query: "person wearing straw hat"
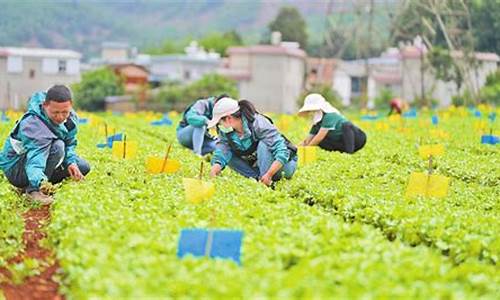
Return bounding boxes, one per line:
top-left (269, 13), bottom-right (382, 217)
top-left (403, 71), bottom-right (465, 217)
top-left (298, 93), bottom-right (366, 154)
top-left (176, 94), bottom-right (228, 157)
top-left (0, 85), bottom-right (90, 205)
top-left (207, 97), bottom-right (297, 186)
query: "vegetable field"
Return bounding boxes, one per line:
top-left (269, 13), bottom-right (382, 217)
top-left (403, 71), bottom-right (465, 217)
top-left (0, 106), bottom-right (499, 299)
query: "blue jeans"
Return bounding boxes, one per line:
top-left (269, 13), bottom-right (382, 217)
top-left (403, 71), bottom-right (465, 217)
top-left (4, 140), bottom-right (91, 192)
top-left (227, 142), bottom-right (297, 181)
top-left (176, 125), bottom-right (216, 155)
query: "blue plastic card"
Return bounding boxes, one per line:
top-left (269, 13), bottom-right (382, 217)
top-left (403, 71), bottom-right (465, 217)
top-left (177, 229), bottom-right (243, 265)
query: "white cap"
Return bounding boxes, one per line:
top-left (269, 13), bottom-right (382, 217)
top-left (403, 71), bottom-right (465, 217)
top-left (298, 93), bottom-right (339, 114)
top-left (207, 97), bottom-right (239, 128)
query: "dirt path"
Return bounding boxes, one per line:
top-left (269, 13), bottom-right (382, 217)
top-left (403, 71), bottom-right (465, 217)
top-left (0, 205), bottom-right (64, 300)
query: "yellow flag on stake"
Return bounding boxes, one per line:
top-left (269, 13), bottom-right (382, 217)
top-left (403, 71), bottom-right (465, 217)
top-left (112, 141), bottom-right (138, 159)
top-left (183, 179), bottom-right (215, 204)
top-left (146, 157), bottom-right (181, 174)
top-left (297, 146), bottom-right (317, 166)
top-left (375, 122), bottom-right (390, 131)
top-left (405, 172), bottom-right (450, 198)
top-left (418, 144), bottom-right (445, 159)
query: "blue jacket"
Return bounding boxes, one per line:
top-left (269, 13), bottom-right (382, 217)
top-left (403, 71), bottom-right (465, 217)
top-left (0, 92), bottom-right (79, 189)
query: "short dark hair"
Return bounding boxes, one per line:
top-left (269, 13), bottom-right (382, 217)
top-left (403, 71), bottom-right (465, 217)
top-left (46, 85), bottom-right (72, 103)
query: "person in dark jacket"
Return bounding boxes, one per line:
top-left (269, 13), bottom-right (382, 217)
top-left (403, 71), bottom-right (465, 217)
top-left (208, 97), bottom-right (297, 186)
top-left (0, 85), bottom-right (90, 204)
top-left (298, 93), bottom-right (366, 154)
top-left (176, 95), bottom-right (228, 156)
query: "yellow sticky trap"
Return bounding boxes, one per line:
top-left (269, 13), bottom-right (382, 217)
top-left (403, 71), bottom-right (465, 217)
top-left (297, 146), bottom-right (317, 166)
top-left (112, 141), bottom-right (138, 159)
top-left (358, 121), bottom-right (373, 130)
top-left (398, 127), bottom-right (412, 135)
top-left (430, 129), bottom-right (450, 140)
top-left (99, 125), bottom-right (115, 136)
top-left (440, 112), bottom-right (450, 120)
top-left (183, 178), bottom-right (215, 204)
top-left (418, 120), bottom-right (430, 128)
top-left (146, 157), bottom-right (181, 174)
top-left (375, 122), bottom-right (390, 131)
top-left (474, 120), bottom-right (487, 132)
top-left (406, 172), bottom-right (450, 198)
top-left (168, 111), bottom-right (179, 119)
top-left (388, 114), bottom-right (401, 123)
top-left (277, 115), bottom-right (292, 131)
top-left (418, 144), bottom-right (445, 159)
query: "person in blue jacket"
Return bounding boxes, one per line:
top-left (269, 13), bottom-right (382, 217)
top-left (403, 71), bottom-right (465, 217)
top-left (0, 85), bottom-right (90, 204)
top-left (176, 95), bottom-right (228, 157)
top-left (208, 97), bottom-right (297, 187)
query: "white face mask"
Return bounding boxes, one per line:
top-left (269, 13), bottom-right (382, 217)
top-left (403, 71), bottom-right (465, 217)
top-left (313, 111), bottom-right (323, 124)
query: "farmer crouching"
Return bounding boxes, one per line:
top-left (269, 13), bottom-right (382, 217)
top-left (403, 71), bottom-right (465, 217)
top-left (208, 97), bottom-right (297, 186)
top-left (298, 93), bottom-right (367, 154)
top-left (0, 85), bottom-right (90, 204)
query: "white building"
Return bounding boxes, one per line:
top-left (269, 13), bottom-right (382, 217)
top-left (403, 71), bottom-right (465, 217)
top-left (220, 43), bottom-right (306, 114)
top-left (328, 38), bottom-right (499, 107)
top-left (148, 41), bottom-right (221, 84)
top-left (0, 47), bottom-right (81, 110)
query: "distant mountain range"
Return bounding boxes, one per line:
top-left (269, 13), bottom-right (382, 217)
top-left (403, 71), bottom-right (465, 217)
top-left (0, 0), bottom-right (398, 59)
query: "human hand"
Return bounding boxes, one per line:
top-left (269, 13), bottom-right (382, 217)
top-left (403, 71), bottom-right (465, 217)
top-left (260, 173), bottom-right (273, 186)
top-left (68, 164), bottom-right (84, 181)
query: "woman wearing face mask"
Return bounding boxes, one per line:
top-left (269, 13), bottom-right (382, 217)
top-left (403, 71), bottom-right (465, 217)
top-left (208, 97), bottom-right (297, 186)
top-left (298, 93), bottom-right (366, 154)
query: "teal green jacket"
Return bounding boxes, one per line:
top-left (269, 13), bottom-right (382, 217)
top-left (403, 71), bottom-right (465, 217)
top-left (0, 92), bottom-right (79, 189)
top-left (177, 97), bottom-right (214, 129)
top-left (211, 114), bottom-right (290, 168)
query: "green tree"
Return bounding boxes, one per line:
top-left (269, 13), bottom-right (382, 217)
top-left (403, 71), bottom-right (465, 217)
top-left (199, 30), bottom-right (243, 55)
top-left (72, 68), bottom-right (124, 111)
top-left (471, 0), bottom-right (500, 53)
top-left (298, 84), bottom-right (342, 108)
top-left (478, 70), bottom-right (500, 106)
top-left (144, 40), bottom-right (185, 55)
top-left (268, 6), bottom-right (308, 49)
top-left (154, 74), bottom-right (238, 111)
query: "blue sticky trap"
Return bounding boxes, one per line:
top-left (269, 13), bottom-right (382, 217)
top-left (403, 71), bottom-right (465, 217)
top-left (79, 118), bottom-right (89, 124)
top-left (474, 110), bottom-right (481, 117)
top-left (177, 229), bottom-right (243, 265)
top-left (151, 115), bottom-right (173, 126)
top-left (488, 112), bottom-right (496, 122)
top-left (403, 109), bottom-right (417, 118)
top-left (360, 115), bottom-right (378, 121)
top-left (1, 112), bottom-right (9, 122)
top-left (481, 135), bottom-right (499, 145)
top-left (96, 133), bottom-right (123, 148)
top-left (431, 115), bottom-right (439, 125)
